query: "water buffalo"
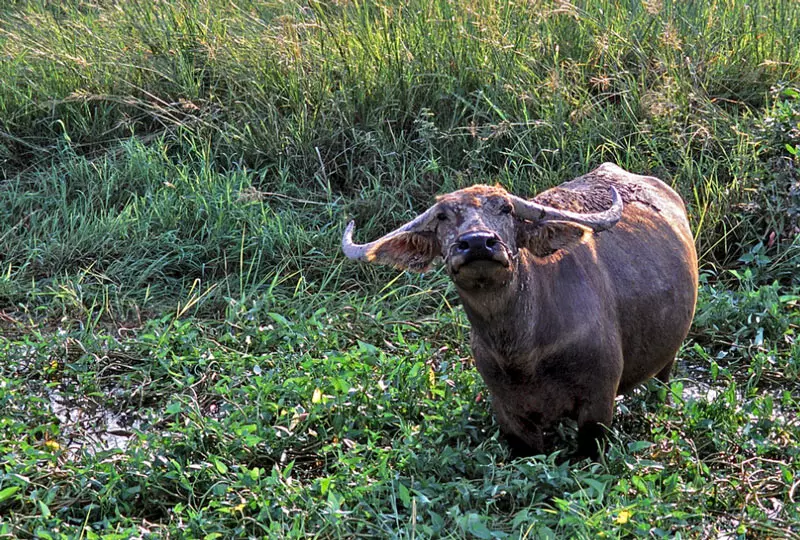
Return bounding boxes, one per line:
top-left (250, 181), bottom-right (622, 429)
top-left (342, 163), bottom-right (698, 458)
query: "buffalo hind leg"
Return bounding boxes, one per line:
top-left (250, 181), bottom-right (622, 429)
top-left (655, 357), bottom-right (676, 384)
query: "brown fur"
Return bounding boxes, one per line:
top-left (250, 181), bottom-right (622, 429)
top-left (534, 176), bottom-right (660, 214)
top-left (347, 163), bottom-right (699, 458)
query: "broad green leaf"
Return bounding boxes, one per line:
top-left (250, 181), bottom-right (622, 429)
top-left (213, 458), bottom-right (228, 474)
top-left (0, 486), bottom-right (19, 503)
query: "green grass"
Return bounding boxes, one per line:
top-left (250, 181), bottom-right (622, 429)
top-left (0, 0), bottom-right (799, 537)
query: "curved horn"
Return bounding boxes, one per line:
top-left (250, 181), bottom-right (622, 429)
top-left (342, 205), bottom-right (440, 262)
top-left (509, 186), bottom-right (623, 232)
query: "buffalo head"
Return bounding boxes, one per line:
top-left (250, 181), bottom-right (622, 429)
top-left (342, 184), bottom-right (622, 291)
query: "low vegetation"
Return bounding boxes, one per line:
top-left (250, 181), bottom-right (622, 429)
top-left (0, 0), bottom-right (798, 537)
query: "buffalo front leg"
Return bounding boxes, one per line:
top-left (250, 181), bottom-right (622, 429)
top-left (493, 400), bottom-right (544, 457)
top-left (576, 395), bottom-right (615, 459)
top-left (503, 428), bottom-right (544, 458)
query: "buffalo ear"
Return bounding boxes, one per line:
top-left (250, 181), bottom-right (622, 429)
top-left (365, 231), bottom-right (441, 272)
top-left (517, 221), bottom-right (591, 258)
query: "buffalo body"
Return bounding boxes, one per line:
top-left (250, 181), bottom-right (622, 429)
top-left (343, 163), bottom-right (698, 457)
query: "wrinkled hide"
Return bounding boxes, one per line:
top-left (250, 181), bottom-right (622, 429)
top-left (342, 163), bottom-right (698, 458)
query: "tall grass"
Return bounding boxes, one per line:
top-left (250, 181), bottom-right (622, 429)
top-left (2, 0), bottom-right (799, 318)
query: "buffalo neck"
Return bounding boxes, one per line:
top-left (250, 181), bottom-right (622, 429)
top-left (456, 251), bottom-right (591, 366)
top-left (457, 273), bottom-right (526, 327)
top-left (455, 260), bottom-right (540, 362)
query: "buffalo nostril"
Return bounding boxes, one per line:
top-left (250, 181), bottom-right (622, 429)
top-left (458, 240), bottom-right (470, 251)
top-left (486, 238), bottom-right (497, 248)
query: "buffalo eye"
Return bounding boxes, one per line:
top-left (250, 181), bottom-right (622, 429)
top-left (437, 211), bottom-right (448, 221)
top-left (500, 203), bottom-right (512, 214)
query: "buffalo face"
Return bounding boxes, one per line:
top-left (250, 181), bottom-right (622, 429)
top-left (435, 188), bottom-right (518, 291)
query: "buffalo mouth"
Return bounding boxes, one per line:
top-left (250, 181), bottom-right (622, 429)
top-left (447, 247), bottom-right (513, 289)
top-left (450, 253), bottom-right (510, 273)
